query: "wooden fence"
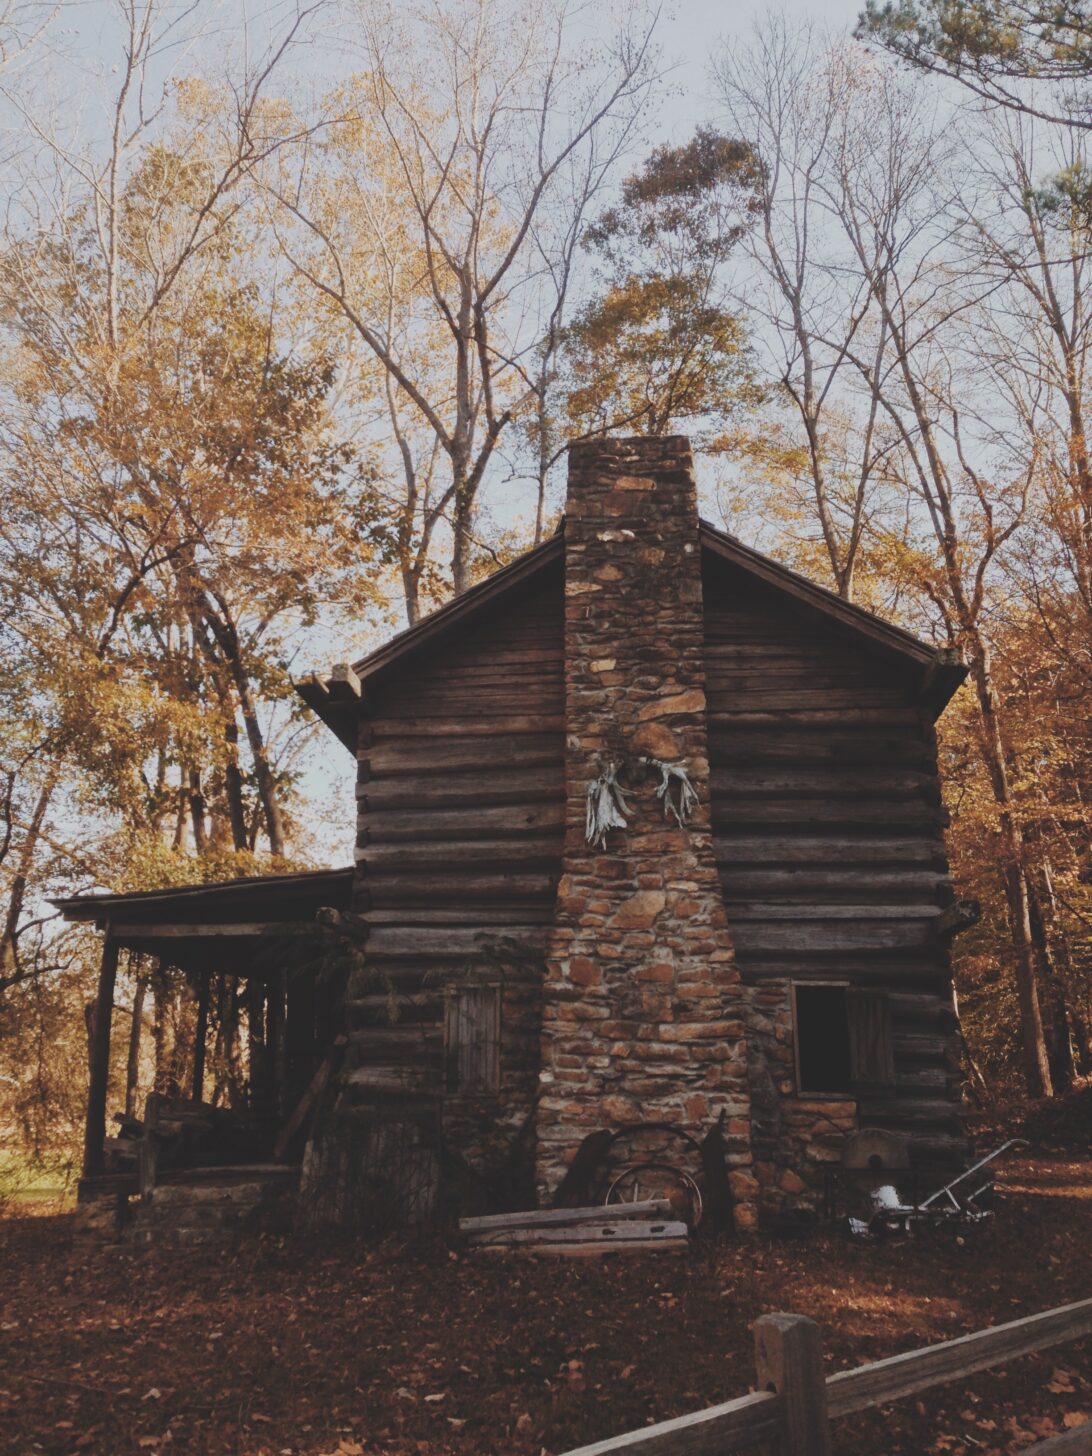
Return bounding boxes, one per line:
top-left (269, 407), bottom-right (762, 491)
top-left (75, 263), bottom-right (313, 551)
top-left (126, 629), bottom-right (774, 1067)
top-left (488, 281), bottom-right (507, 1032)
top-left (561, 1294), bottom-right (1092, 1456)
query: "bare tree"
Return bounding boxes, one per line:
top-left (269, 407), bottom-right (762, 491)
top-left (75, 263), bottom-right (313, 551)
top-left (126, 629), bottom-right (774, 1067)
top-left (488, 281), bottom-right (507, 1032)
top-left (268, 0), bottom-right (657, 598)
top-left (715, 23), bottom-right (908, 601)
top-left (823, 58), bottom-right (1056, 1096)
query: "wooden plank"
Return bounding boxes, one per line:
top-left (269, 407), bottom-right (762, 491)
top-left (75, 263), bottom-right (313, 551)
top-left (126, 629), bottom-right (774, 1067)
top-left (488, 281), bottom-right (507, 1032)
top-left (366, 872), bottom-right (556, 903)
top-left (708, 731), bottom-right (931, 763)
top-left (713, 837), bottom-right (944, 866)
top-left (482, 1238), bottom-right (691, 1259)
top-left (847, 989), bottom-right (896, 1089)
top-left (111, 921), bottom-right (317, 939)
top-left (710, 768), bottom-right (934, 799)
top-left (273, 1040), bottom-right (344, 1160)
top-left (459, 1200), bottom-right (673, 1233)
top-left (721, 869), bottom-right (945, 899)
top-left (700, 526), bottom-right (936, 669)
top-left (363, 802), bottom-right (565, 841)
top-left (365, 736), bottom-right (562, 775)
top-left (1020, 1425), bottom-right (1092, 1456)
top-left (469, 1220), bottom-right (689, 1246)
top-left (343, 1065), bottom-right (440, 1092)
top-left (826, 1296), bottom-right (1092, 1417)
top-left (557, 1390), bottom-right (781, 1454)
top-left (707, 690), bottom-right (911, 711)
top-left (721, 903), bottom-right (939, 920)
top-left (711, 799), bottom-right (946, 827)
top-left (445, 984), bottom-right (500, 1094)
top-left (364, 926), bottom-right (548, 958)
top-left (363, 907), bottom-right (554, 926)
top-left (371, 714), bottom-right (562, 738)
top-left (360, 767), bottom-right (560, 809)
top-left (356, 837), bottom-right (563, 870)
top-left (729, 921), bottom-right (941, 952)
top-left (706, 709), bottom-right (924, 728)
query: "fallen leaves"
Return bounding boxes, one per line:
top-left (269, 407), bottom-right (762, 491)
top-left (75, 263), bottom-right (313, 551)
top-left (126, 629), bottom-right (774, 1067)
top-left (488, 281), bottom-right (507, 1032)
top-left (1, 1151), bottom-right (1090, 1456)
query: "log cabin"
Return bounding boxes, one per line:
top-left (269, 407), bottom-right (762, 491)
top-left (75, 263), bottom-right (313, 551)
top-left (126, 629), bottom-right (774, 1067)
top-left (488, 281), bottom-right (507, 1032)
top-left (59, 435), bottom-right (970, 1234)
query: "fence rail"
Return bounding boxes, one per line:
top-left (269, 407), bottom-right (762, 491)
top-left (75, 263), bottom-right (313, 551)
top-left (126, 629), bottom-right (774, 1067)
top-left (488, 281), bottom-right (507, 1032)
top-left (561, 1294), bottom-right (1092, 1456)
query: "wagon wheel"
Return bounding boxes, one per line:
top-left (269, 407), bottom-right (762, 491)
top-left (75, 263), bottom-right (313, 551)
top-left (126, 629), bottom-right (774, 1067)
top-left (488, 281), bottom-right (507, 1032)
top-left (605, 1161), bottom-right (704, 1229)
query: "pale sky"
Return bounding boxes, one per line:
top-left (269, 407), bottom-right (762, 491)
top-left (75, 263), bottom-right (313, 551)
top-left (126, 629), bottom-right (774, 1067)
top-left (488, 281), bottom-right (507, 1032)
top-left (658, 0), bottom-right (861, 137)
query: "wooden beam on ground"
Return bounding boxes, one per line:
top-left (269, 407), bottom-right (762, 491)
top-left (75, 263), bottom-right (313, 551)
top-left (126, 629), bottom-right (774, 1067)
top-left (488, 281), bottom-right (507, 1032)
top-left (468, 1220), bottom-right (688, 1248)
top-left (482, 1238), bottom-right (690, 1259)
top-left (459, 1200), bottom-right (673, 1233)
top-left (82, 936), bottom-right (119, 1180)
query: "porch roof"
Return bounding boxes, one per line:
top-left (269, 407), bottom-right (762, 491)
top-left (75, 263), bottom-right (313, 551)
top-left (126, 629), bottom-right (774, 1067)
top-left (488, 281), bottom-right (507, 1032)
top-left (53, 866), bottom-right (353, 952)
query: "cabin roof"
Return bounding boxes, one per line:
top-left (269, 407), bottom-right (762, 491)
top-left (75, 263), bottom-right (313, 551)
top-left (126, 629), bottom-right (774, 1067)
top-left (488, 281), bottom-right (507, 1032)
top-left (297, 521), bottom-right (965, 748)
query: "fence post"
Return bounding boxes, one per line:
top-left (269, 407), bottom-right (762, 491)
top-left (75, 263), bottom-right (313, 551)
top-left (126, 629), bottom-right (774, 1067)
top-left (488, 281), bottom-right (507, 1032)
top-left (754, 1313), bottom-right (832, 1456)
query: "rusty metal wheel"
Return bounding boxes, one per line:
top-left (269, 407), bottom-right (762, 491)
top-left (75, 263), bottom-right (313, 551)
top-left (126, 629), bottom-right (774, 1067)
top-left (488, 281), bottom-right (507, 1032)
top-left (605, 1161), bottom-right (704, 1229)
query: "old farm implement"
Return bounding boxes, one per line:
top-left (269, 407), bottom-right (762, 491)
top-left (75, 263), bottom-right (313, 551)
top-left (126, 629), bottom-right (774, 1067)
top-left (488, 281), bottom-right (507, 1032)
top-left (849, 1137), bottom-right (1029, 1238)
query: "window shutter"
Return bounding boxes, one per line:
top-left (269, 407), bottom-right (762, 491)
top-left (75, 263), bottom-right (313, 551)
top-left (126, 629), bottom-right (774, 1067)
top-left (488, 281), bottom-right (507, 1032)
top-left (445, 985), bottom-right (500, 1095)
top-left (847, 990), bottom-right (895, 1090)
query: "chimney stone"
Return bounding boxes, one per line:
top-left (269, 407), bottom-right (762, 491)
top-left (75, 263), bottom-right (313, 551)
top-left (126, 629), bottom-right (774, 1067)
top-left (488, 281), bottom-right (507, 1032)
top-left (536, 437), bottom-right (756, 1227)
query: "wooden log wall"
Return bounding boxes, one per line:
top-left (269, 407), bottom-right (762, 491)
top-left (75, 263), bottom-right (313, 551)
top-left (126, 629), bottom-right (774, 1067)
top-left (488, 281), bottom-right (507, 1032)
top-left (346, 566), bottom-right (566, 1211)
top-left (702, 556), bottom-right (966, 1186)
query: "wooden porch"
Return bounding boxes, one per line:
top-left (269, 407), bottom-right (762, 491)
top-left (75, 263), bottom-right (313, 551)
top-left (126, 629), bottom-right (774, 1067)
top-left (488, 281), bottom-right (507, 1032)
top-left (55, 868), bottom-right (353, 1206)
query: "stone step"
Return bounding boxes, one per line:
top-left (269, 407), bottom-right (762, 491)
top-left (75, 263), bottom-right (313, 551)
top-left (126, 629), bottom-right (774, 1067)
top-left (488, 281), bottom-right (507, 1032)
top-left (129, 1170), bottom-right (296, 1247)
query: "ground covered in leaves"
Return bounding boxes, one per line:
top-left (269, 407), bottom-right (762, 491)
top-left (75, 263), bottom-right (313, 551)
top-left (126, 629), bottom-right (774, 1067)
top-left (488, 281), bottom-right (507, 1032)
top-left (1, 1150), bottom-right (1089, 1456)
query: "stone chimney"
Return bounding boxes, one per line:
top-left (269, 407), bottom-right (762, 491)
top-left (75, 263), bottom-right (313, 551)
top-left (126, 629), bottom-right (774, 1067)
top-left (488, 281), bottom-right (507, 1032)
top-left (536, 437), bottom-right (756, 1228)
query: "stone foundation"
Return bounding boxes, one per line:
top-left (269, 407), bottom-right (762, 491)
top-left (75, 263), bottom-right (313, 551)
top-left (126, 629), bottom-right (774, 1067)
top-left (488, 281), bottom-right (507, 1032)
top-left (536, 437), bottom-right (756, 1228)
top-left (747, 979), bottom-right (857, 1217)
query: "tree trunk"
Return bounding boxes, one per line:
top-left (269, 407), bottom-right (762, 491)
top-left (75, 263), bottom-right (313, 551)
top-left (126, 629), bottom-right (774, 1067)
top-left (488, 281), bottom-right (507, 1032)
top-left (0, 768), bottom-right (58, 982)
top-left (402, 562), bottom-right (421, 627)
top-left (1030, 861), bottom-right (1079, 1089)
top-left (966, 644), bottom-right (1053, 1099)
top-left (188, 767), bottom-right (208, 852)
top-left (223, 719), bottom-right (249, 852)
top-left (451, 508), bottom-right (472, 596)
top-left (230, 661), bottom-right (286, 857)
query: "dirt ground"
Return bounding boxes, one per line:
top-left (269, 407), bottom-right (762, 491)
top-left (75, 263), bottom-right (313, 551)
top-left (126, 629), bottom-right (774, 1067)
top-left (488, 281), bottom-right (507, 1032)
top-left (0, 1150), bottom-right (1089, 1456)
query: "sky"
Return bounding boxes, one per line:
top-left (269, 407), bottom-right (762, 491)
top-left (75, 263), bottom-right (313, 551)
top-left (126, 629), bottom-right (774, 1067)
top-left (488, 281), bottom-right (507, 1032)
top-left (658, 0), bottom-right (860, 137)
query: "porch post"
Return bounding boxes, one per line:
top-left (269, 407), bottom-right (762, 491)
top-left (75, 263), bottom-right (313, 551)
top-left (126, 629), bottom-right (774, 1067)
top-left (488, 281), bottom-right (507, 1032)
top-left (82, 933), bottom-right (120, 1179)
top-left (192, 970), bottom-right (210, 1101)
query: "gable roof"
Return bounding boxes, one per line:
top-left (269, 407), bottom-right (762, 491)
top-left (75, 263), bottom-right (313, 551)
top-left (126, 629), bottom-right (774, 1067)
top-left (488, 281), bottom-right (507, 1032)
top-left (296, 522), bottom-right (965, 749)
top-left (698, 523), bottom-right (965, 705)
top-left (296, 533), bottom-right (563, 748)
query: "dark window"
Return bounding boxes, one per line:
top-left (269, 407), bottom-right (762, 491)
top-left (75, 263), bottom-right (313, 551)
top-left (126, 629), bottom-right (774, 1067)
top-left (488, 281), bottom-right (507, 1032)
top-left (445, 985), bottom-right (500, 1095)
top-left (794, 984), bottom-right (852, 1093)
top-left (793, 984), bottom-right (896, 1094)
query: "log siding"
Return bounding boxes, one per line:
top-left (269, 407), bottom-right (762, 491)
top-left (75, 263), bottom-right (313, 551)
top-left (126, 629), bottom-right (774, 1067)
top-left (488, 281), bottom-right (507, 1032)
top-left (346, 566), bottom-right (566, 1209)
top-left (702, 555), bottom-right (965, 1199)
